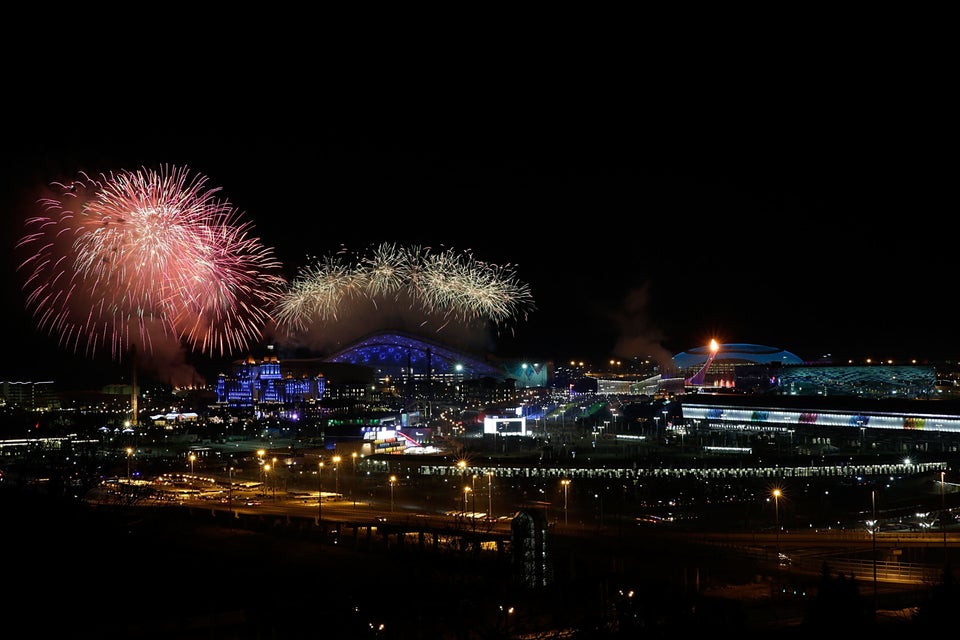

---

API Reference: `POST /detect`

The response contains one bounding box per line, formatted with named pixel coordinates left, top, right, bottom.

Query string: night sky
left=0, top=53, right=950, bottom=389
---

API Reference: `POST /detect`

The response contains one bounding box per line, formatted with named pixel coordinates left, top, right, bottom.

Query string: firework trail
left=16, top=165, right=286, bottom=360
left=273, top=242, right=535, bottom=335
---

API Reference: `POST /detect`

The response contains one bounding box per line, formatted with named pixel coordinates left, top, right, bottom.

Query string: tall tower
left=129, top=344, right=139, bottom=426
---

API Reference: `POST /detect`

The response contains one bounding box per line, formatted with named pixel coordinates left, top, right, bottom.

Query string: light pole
left=189, top=453, right=196, bottom=475
left=352, top=452, right=358, bottom=507
left=463, top=486, right=472, bottom=515
left=333, top=455, right=341, bottom=496
left=500, top=604, right=514, bottom=637
left=126, top=447, right=133, bottom=482
left=872, top=489, right=878, bottom=612
left=487, top=471, right=493, bottom=519
left=227, top=458, right=234, bottom=519
left=562, top=479, right=571, bottom=526
left=317, top=460, right=324, bottom=524
left=772, top=488, right=782, bottom=565
left=264, top=464, right=271, bottom=499
left=942, top=470, right=947, bottom=551
left=257, top=449, right=265, bottom=486
left=389, top=475, right=396, bottom=513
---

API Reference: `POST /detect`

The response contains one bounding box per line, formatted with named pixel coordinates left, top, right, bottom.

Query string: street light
left=772, top=488, right=782, bottom=565
left=562, top=479, right=571, bottom=526
left=487, top=471, right=494, bottom=519
left=126, top=447, right=133, bottom=482
left=264, top=464, right=271, bottom=499
left=333, top=455, right=341, bottom=496
left=942, top=470, right=947, bottom=550
left=463, top=486, right=472, bottom=516
left=317, top=460, right=324, bottom=524
left=188, top=453, right=196, bottom=475
left=500, top=604, right=514, bottom=637
left=471, top=484, right=477, bottom=528
left=228, top=459, right=234, bottom=518
left=351, top=452, right=358, bottom=507
left=872, top=489, right=878, bottom=612
left=389, top=475, right=396, bottom=513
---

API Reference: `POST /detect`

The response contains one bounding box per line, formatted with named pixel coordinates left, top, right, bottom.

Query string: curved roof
left=672, top=343, right=803, bottom=369
left=326, top=329, right=506, bottom=380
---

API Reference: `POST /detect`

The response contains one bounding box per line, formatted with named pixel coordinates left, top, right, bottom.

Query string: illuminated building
left=672, top=343, right=804, bottom=390
left=0, top=380, right=56, bottom=410
left=215, top=347, right=325, bottom=413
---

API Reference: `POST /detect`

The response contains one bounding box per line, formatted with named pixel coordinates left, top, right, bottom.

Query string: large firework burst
left=273, top=242, right=535, bottom=334
left=16, top=165, right=287, bottom=359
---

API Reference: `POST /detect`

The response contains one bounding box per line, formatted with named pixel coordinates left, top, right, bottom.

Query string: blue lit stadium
left=325, top=329, right=510, bottom=382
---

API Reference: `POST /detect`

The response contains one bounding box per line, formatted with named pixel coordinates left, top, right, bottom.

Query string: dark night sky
left=0, top=45, right=951, bottom=389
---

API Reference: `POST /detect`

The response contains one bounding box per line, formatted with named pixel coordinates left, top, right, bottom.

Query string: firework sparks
left=357, top=241, right=416, bottom=300
left=273, top=254, right=366, bottom=328
left=16, top=165, right=286, bottom=360
left=273, top=242, right=535, bottom=335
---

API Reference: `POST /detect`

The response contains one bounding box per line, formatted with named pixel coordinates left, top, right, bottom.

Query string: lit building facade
left=215, top=351, right=325, bottom=413
left=0, top=380, right=57, bottom=410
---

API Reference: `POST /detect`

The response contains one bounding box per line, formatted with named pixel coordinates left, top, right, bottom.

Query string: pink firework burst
left=16, top=165, right=287, bottom=360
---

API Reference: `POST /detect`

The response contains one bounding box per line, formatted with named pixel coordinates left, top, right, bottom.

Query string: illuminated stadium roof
left=326, top=330, right=507, bottom=380
left=672, top=343, right=803, bottom=369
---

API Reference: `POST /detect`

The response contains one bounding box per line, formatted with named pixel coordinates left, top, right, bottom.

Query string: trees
left=806, top=562, right=867, bottom=630
left=915, top=562, right=959, bottom=628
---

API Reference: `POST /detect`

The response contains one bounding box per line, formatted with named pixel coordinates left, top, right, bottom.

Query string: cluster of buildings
left=7, top=333, right=960, bottom=455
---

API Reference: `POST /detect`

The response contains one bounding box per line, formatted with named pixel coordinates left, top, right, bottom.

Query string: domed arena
left=672, top=342, right=803, bottom=389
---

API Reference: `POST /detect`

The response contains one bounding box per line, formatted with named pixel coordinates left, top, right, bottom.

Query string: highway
left=138, top=470, right=960, bottom=587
